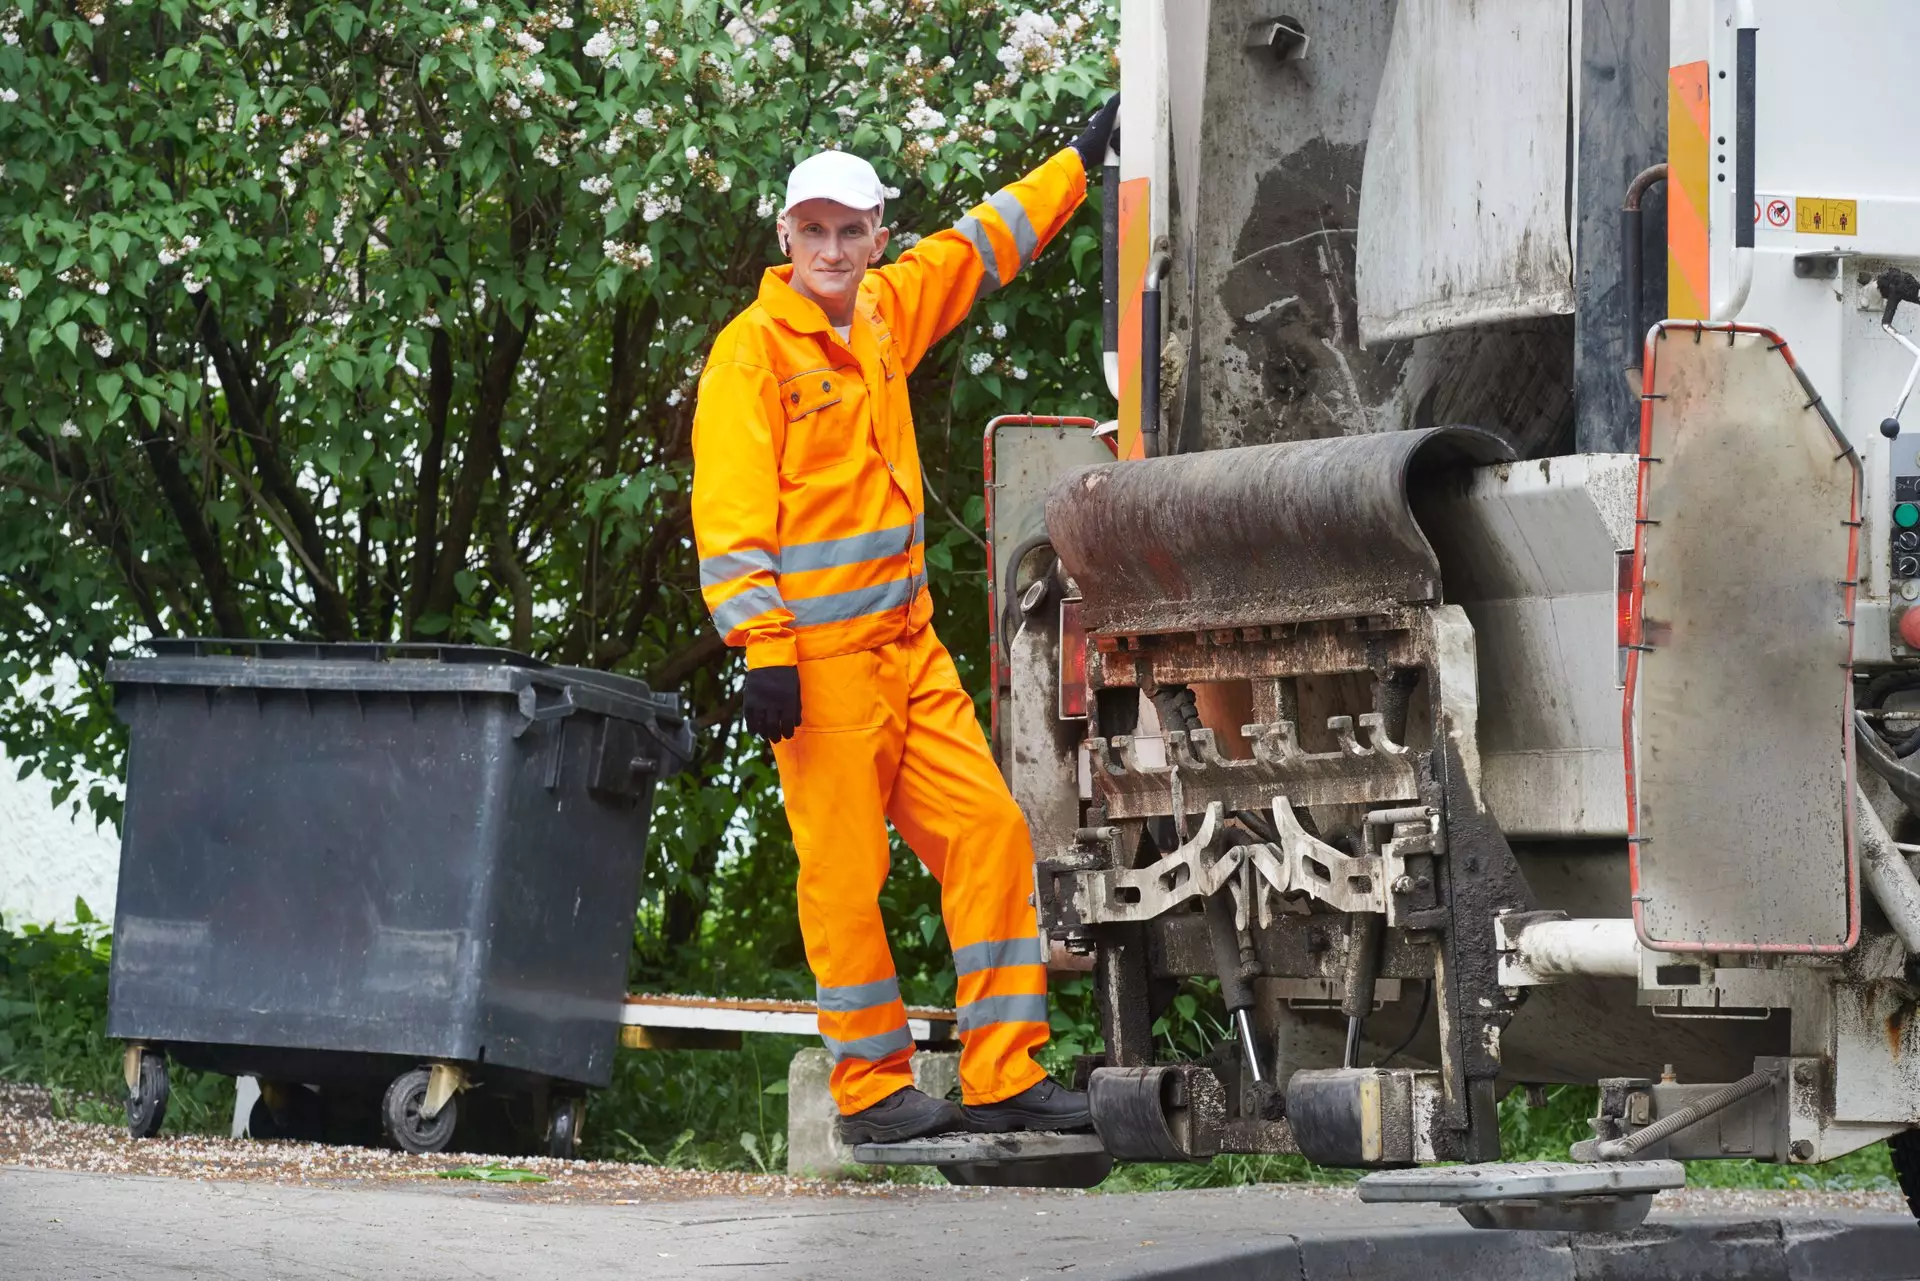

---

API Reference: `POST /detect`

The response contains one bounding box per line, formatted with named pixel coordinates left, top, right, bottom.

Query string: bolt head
left=1391, top=875, right=1415, bottom=894
left=1790, top=1138, right=1815, bottom=1161
left=1794, top=1063, right=1816, bottom=1085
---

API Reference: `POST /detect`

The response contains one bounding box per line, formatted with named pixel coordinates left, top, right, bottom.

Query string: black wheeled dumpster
left=103, top=641, right=693, bottom=1156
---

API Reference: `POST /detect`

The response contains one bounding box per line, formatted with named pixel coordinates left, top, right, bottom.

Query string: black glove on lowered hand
left=1072, top=93, right=1120, bottom=171
left=743, top=665, right=801, bottom=743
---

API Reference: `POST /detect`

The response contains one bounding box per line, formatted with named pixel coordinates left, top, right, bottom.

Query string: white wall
left=0, top=665, right=121, bottom=929
left=0, top=757, right=120, bottom=928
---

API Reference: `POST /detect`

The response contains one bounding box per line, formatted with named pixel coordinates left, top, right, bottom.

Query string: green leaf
left=137, top=395, right=161, bottom=428
left=436, top=1164, right=548, bottom=1183
left=55, top=322, right=79, bottom=355
left=762, top=1080, right=789, bottom=1096
left=880, top=124, right=902, bottom=153
left=96, top=373, right=122, bottom=404
left=15, top=269, right=41, bottom=298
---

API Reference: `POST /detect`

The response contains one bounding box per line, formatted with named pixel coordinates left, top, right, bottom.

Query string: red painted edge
left=982, top=416, right=1102, bottom=755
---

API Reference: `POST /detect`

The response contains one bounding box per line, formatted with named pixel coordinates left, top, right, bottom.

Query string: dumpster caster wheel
left=383, top=1069, right=458, bottom=1155
left=547, top=1097, right=583, bottom=1160
left=125, top=1049, right=169, bottom=1139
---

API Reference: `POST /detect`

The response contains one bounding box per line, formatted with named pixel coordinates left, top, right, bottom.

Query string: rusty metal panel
left=1627, top=323, right=1860, bottom=953
left=1046, top=427, right=1512, bottom=636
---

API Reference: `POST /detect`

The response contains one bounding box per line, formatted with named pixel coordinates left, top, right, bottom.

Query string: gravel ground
left=2, top=1082, right=1911, bottom=1216
left=0, top=1083, right=922, bottom=1205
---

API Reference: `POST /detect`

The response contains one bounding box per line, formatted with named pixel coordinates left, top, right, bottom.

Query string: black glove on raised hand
left=1072, top=93, right=1121, bottom=171
left=743, top=665, right=802, bottom=743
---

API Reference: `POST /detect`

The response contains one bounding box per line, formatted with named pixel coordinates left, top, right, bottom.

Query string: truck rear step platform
left=852, top=1131, right=1113, bottom=1187
left=1359, top=1159, right=1685, bottom=1231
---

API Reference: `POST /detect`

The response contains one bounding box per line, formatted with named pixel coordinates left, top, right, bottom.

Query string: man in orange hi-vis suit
left=691, top=98, right=1119, bottom=1145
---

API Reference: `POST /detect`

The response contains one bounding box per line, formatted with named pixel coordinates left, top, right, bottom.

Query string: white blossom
left=182, top=272, right=204, bottom=294
left=633, top=107, right=654, bottom=127
left=967, top=351, right=993, bottom=376
left=666, top=388, right=684, bottom=407
left=580, top=174, right=612, bottom=196
left=770, top=34, right=794, bottom=61
left=0, top=89, right=17, bottom=104
left=514, top=31, right=544, bottom=53
left=481, top=14, right=496, bottom=29
left=59, top=420, right=80, bottom=438
left=894, top=231, right=921, bottom=249
left=851, top=49, right=869, bottom=69
left=904, top=45, right=923, bottom=66
left=644, top=19, right=660, bottom=37
left=685, top=146, right=699, bottom=162
left=756, top=194, right=777, bottom=218
left=883, top=185, right=901, bottom=199
left=602, top=239, right=655, bottom=271
left=990, top=321, right=1007, bottom=340
left=91, top=334, right=114, bottom=358
left=88, top=12, right=104, bottom=25
left=905, top=103, right=945, bottom=132
left=724, top=17, right=755, bottom=47
left=583, top=30, right=614, bottom=59
left=1011, top=365, right=1029, bottom=380
left=443, top=130, right=462, bottom=148
left=291, top=359, right=308, bottom=383
left=980, top=128, right=996, bottom=144
left=92, top=281, right=110, bottom=296
left=523, top=66, right=545, bottom=90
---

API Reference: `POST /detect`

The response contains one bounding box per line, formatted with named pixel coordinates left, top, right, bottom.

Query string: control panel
left=1897, top=479, right=1920, bottom=587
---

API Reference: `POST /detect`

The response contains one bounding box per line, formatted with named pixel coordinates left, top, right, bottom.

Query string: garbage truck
left=862, top=0, right=1920, bottom=1226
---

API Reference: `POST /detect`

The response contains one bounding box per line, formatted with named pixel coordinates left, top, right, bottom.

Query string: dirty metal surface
left=1046, top=427, right=1513, bottom=636
left=1359, top=1160, right=1685, bottom=1203
left=849, top=1131, right=1106, bottom=1166
left=1629, top=326, right=1860, bottom=952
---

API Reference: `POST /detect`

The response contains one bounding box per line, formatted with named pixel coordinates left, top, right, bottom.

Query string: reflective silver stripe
left=987, top=190, right=1039, bottom=269
left=710, top=582, right=786, bottom=635
left=822, top=1026, right=914, bottom=1063
left=699, top=548, right=778, bottom=589
left=789, top=573, right=923, bottom=628
left=816, top=977, right=901, bottom=1013
left=952, top=935, right=1045, bottom=977
left=782, top=515, right=924, bottom=574
left=953, top=213, right=1003, bottom=295
left=956, top=993, right=1050, bottom=1033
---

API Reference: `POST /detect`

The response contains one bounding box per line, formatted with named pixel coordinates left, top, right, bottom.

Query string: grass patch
left=0, top=909, right=232, bottom=1134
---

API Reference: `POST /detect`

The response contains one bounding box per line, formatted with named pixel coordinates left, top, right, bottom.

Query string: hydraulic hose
left=1621, top=163, right=1667, bottom=376
left=1141, top=250, right=1171, bottom=458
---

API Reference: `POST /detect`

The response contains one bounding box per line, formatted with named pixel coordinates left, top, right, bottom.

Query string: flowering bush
left=0, top=0, right=1112, bottom=970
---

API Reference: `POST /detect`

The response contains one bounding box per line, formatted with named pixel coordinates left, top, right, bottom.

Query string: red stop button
left=1899, top=607, right=1920, bottom=651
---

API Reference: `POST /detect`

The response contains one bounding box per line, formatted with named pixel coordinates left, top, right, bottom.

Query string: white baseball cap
left=783, top=150, right=885, bottom=215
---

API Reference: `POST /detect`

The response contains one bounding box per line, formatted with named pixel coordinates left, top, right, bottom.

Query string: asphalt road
left=6, top=1166, right=1920, bottom=1281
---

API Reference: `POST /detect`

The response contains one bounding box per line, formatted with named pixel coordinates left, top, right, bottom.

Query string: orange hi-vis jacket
left=692, top=148, right=1088, bottom=667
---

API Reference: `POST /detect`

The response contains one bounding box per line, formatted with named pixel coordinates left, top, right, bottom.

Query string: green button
left=1899, top=503, right=1920, bottom=529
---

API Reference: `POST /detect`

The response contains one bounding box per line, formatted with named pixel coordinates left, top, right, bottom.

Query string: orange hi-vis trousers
left=772, top=624, right=1051, bottom=1115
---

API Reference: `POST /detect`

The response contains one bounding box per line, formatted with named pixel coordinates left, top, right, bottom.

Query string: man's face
left=781, top=197, right=889, bottom=314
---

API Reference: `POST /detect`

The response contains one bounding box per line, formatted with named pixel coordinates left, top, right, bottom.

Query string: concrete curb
left=1120, top=1217, right=1920, bottom=1281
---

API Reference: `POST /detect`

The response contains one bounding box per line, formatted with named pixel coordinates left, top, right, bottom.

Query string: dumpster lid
left=109, top=640, right=694, bottom=774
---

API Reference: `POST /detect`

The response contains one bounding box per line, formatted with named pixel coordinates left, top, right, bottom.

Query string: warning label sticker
left=1797, top=197, right=1858, bottom=236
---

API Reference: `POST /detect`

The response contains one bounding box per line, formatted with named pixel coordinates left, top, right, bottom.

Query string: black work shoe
left=836, top=1087, right=966, bottom=1145
left=963, top=1078, right=1093, bottom=1133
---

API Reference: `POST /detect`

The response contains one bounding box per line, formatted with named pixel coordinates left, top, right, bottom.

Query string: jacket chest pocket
left=779, top=368, right=861, bottom=477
